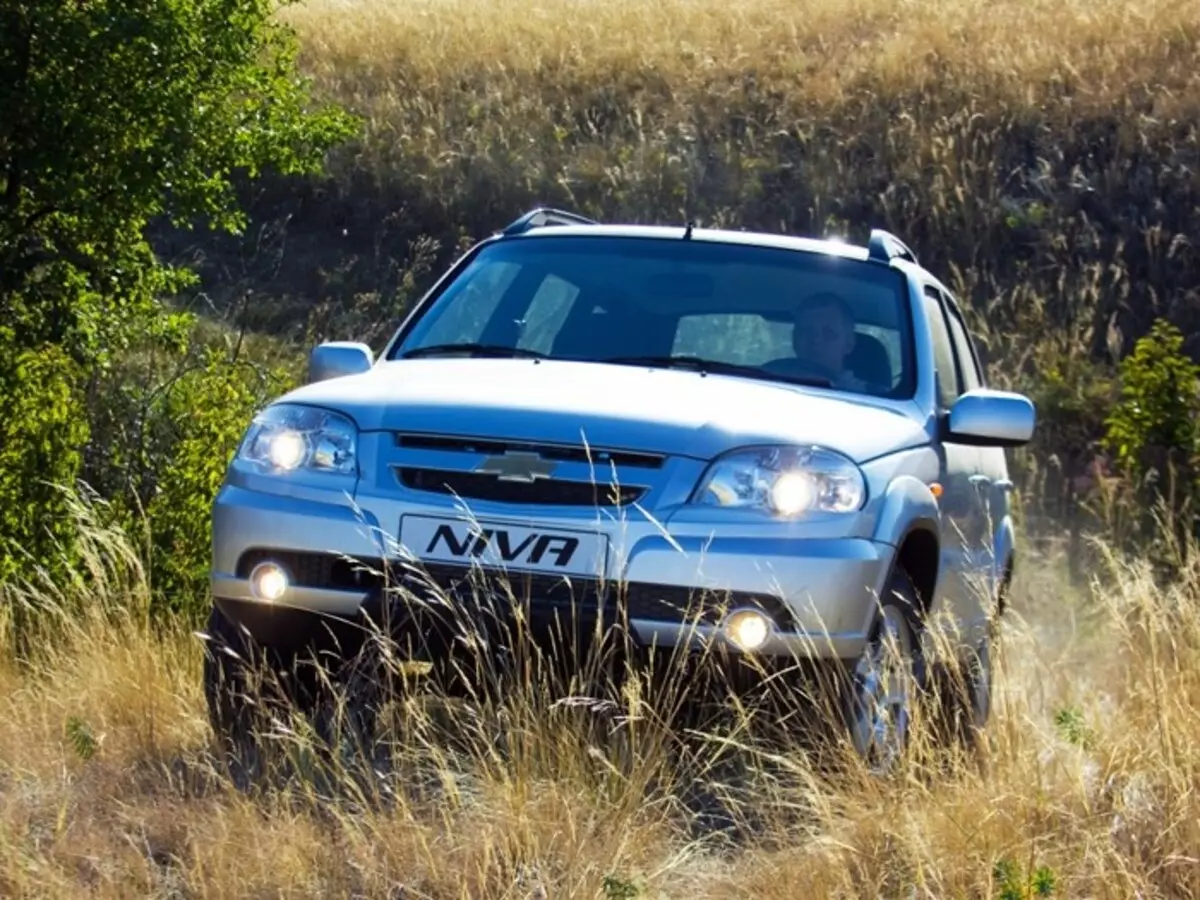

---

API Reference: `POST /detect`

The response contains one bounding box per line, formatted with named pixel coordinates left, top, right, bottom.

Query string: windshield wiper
left=400, top=343, right=548, bottom=360
left=597, top=355, right=833, bottom=388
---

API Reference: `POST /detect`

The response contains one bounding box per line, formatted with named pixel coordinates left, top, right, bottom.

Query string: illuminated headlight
left=237, top=403, right=358, bottom=475
left=692, top=445, right=866, bottom=516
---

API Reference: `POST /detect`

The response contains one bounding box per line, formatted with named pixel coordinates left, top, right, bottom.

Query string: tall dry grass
left=282, top=0, right=1200, bottom=231
left=2, top=490, right=1200, bottom=897
left=288, top=0, right=1200, bottom=110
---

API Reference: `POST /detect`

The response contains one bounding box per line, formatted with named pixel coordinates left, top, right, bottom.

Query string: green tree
left=143, top=343, right=297, bottom=616
left=0, top=0, right=356, bottom=587
left=0, top=0, right=356, bottom=361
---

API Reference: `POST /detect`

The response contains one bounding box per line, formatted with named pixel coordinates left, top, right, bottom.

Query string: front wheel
left=200, top=604, right=309, bottom=775
left=201, top=603, right=258, bottom=749
left=841, top=565, right=928, bottom=772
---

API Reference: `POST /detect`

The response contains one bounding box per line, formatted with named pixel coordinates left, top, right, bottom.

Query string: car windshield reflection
left=391, top=235, right=917, bottom=400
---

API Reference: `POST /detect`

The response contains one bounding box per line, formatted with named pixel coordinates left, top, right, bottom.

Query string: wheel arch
left=892, top=521, right=941, bottom=616
left=870, top=473, right=942, bottom=617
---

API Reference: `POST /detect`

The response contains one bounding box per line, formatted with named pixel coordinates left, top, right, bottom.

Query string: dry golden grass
left=3, top=493, right=1200, bottom=898
left=288, top=0, right=1200, bottom=97
left=284, top=0, right=1200, bottom=167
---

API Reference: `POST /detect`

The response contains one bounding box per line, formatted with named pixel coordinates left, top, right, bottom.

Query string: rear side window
left=943, top=300, right=984, bottom=391
left=922, top=286, right=961, bottom=408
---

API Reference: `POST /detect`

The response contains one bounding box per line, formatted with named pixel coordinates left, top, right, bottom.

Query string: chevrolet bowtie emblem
left=474, top=451, right=559, bottom=483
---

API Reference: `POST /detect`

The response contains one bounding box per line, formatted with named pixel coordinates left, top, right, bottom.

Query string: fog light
left=724, top=608, right=771, bottom=651
left=249, top=561, right=289, bottom=602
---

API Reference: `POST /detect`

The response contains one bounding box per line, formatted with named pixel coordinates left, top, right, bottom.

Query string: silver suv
left=202, top=208, right=1036, bottom=764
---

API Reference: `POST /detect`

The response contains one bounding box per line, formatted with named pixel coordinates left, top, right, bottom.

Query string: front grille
left=396, top=467, right=647, bottom=507
left=235, top=550, right=798, bottom=630
left=393, top=432, right=666, bottom=469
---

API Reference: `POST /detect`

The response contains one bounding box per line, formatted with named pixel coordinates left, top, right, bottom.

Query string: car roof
left=498, top=223, right=876, bottom=263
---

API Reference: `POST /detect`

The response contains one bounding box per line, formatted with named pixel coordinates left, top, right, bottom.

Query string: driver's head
left=792, top=292, right=857, bottom=375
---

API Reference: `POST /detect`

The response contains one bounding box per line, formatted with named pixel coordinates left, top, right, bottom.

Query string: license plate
left=397, top=514, right=608, bottom=579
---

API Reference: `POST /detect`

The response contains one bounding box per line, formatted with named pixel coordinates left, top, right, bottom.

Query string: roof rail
left=867, top=228, right=918, bottom=265
left=501, top=206, right=598, bottom=236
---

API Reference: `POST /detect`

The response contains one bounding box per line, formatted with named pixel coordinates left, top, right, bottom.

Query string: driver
left=791, top=291, right=865, bottom=390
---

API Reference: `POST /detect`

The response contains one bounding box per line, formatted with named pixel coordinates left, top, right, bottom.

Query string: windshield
left=389, top=234, right=917, bottom=399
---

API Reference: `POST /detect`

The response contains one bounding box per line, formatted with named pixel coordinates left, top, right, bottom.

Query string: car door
left=920, top=285, right=985, bottom=644
left=942, top=294, right=1009, bottom=638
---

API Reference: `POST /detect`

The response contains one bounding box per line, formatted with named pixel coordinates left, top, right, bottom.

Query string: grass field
left=282, top=0, right=1200, bottom=212
left=287, top=0, right=1200, bottom=113
left=2, top=498, right=1199, bottom=897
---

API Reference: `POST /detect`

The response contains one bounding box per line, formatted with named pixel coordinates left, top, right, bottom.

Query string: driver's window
left=944, top=301, right=984, bottom=392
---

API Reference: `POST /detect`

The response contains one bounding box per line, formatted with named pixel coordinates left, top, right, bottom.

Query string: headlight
left=237, top=403, right=358, bottom=475
left=691, top=445, right=866, bottom=516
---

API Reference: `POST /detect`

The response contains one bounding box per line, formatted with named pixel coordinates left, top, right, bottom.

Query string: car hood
left=280, top=358, right=929, bottom=463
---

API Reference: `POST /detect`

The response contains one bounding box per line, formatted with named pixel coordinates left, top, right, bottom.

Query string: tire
left=841, top=564, right=928, bottom=772
left=201, top=603, right=256, bottom=749
left=944, top=591, right=1000, bottom=748
left=970, top=566, right=1009, bottom=731
left=964, top=622, right=994, bottom=731
left=200, top=604, right=303, bottom=767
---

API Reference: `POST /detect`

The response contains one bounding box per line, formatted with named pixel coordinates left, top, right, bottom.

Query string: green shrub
left=0, top=342, right=90, bottom=585
left=140, top=343, right=297, bottom=620
left=0, top=0, right=353, bottom=613
left=1104, top=319, right=1200, bottom=490
left=1102, top=319, right=1200, bottom=560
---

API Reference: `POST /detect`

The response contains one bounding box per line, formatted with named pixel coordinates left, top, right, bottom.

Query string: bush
left=1103, top=318, right=1200, bottom=556
left=1104, top=320, right=1200, bottom=479
left=0, top=342, right=90, bottom=585
left=141, top=343, right=297, bottom=619
left=0, top=0, right=353, bottom=612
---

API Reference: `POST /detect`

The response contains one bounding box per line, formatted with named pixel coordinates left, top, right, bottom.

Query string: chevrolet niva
left=201, top=207, right=1036, bottom=766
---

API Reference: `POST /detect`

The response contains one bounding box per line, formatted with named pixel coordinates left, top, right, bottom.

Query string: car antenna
left=683, top=219, right=694, bottom=240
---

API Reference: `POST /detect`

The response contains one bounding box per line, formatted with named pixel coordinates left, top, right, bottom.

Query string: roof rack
left=867, top=228, right=918, bottom=265
left=501, top=206, right=598, bottom=236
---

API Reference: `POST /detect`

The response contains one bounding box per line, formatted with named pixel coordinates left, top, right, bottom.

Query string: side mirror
left=308, top=341, right=374, bottom=383
left=944, top=388, right=1036, bottom=447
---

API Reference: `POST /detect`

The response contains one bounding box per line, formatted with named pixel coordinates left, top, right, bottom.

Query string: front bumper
left=210, top=483, right=896, bottom=662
